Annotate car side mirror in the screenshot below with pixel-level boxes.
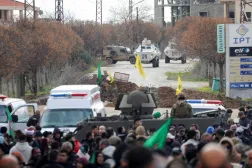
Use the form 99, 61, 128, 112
12, 115, 18, 123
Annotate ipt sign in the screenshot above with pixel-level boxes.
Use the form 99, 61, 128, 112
229, 24, 252, 47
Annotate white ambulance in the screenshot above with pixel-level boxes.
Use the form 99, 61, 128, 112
0, 95, 38, 133
40, 85, 106, 133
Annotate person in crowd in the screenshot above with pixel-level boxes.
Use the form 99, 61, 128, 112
42, 150, 64, 168
165, 133, 180, 155
185, 144, 198, 168
11, 151, 26, 167
238, 111, 250, 130
32, 131, 43, 149
0, 155, 20, 168
135, 126, 147, 139
244, 149, 252, 168
213, 128, 225, 142
225, 130, 235, 138
27, 110, 41, 127
117, 127, 127, 142
61, 141, 78, 166
133, 118, 142, 130
91, 125, 99, 138
220, 137, 241, 164
167, 147, 185, 168
121, 146, 154, 168
181, 130, 198, 155
57, 149, 75, 168
27, 147, 44, 168
77, 157, 89, 168
99, 126, 106, 136
197, 143, 231, 168
77, 143, 90, 160
201, 133, 212, 143
53, 128, 63, 147
0, 126, 8, 137
9, 134, 32, 164
246, 106, 252, 120
175, 126, 186, 144
170, 93, 192, 118
108, 136, 121, 147
0, 144, 6, 159
106, 127, 115, 139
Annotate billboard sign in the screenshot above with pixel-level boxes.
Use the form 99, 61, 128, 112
226, 24, 252, 96
217, 24, 225, 53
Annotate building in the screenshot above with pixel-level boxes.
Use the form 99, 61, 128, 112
0, 0, 39, 23
154, 0, 237, 26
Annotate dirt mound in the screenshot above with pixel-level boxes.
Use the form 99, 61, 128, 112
100, 80, 139, 104
157, 87, 240, 108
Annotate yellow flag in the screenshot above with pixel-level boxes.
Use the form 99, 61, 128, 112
176, 75, 182, 95
135, 55, 146, 78
108, 71, 114, 83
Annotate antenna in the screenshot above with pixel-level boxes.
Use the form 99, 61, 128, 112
55, 0, 64, 22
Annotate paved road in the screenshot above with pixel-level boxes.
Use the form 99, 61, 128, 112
95, 59, 208, 89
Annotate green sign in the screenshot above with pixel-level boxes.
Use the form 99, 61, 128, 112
217, 24, 225, 54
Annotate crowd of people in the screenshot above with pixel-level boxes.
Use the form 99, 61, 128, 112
0, 106, 252, 168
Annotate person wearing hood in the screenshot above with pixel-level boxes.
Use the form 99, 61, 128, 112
219, 137, 242, 164
53, 127, 63, 146
170, 93, 192, 118
102, 145, 116, 168
9, 134, 33, 164
117, 127, 127, 142
135, 126, 148, 139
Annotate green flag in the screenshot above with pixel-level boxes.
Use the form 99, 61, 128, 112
6, 107, 15, 140
90, 152, 96, 164
97, 62, 102, 86
143, 118, 173, 149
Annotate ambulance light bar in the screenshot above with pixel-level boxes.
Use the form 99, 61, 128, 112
186, 99, 222, 105
50, 93, 87, 98
0, 95, 8, 100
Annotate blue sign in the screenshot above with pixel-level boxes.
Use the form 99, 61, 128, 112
240, 64, 252, 68
241, 58, 252, 62
230, 82, 252, 88
240, 71, 252, 75
233, 37, 250, 44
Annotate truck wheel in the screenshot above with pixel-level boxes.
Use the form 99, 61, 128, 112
112, 60, 117, 64
106, 58, 113, 64
152, 59, 157, 68
129, 57, 136, 64
165, 56, 170, 63
156, 60, 159, 67
181, 58, 186, 64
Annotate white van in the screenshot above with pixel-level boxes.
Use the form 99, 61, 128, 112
40, 85, 107, 133
0, 95, 38, 133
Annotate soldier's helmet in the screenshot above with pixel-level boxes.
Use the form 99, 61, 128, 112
177, 93, 186, 100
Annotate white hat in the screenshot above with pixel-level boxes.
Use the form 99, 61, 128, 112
167, 133, 175, 139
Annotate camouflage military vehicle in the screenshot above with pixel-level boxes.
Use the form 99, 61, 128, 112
74, 90, 225, 142
103, 45, 136, 64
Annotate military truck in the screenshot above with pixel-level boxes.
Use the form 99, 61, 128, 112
74, 90, 225, 142
103, 45, 136, 64
134, 38, 161, 68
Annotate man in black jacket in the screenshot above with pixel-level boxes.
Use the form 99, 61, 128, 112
27, 110, 41, 127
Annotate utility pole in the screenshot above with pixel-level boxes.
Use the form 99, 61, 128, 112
96, 0, 102, 24
55, 0, 64, 22
136, 7, 139, 44
129, 0, 133, 48
24, 0, 36, 19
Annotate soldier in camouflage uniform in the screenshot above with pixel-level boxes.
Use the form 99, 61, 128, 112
171, 93, 193, 118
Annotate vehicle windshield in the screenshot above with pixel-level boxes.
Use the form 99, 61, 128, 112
0, 105, 7, 123
40, 109, 93, 127
126, 48, 131, 53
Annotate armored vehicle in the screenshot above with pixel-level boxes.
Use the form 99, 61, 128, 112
74, 90, 225, 142
164, 42, 186, 64
134, 38, 161, 68
103, 45, 136, 64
